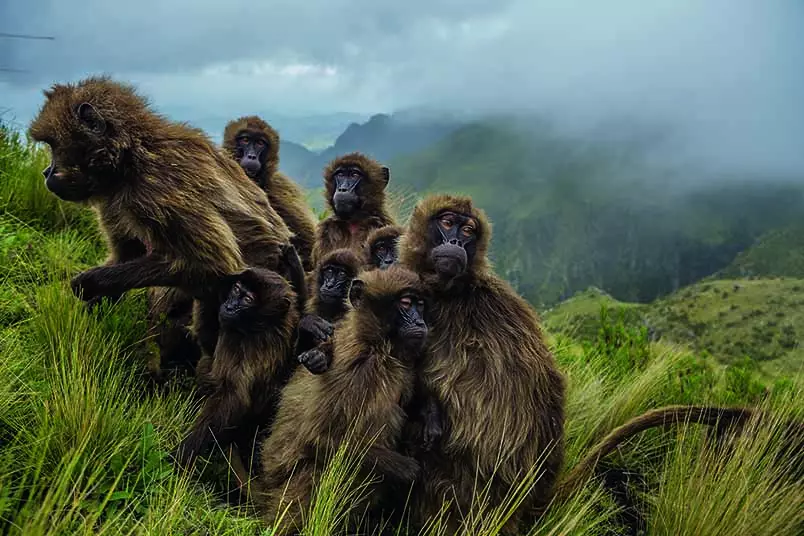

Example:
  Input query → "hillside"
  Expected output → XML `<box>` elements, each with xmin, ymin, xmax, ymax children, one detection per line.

<box><xmin>718</xmin><ymin>224</ymin><xmax>804</xmax><ymax>279</ymax></box>
<box><xmin>1</xmin><ymin>119</ymin><xmax>803</xmax><ymax>535</ymax></box>
<box><xmin>543</xmin><ymin>279</ymin><xmax>804</xmax><ymax>378</ymax></box>
<box><xmin>391</xmin><ymin>118</ymin><xmax>804</xmax><ymax>307</ymax></box>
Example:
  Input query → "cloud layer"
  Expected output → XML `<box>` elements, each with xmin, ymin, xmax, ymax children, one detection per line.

<box><xmin>1</xmin><ymin>0</ymin><xmax>802</xmax><ymax>174</ymax></box>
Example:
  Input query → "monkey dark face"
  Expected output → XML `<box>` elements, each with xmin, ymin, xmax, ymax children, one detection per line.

<box><xmin>318</xmin><ymin>264</ymin><xmax>352</xmax><ymax>305</ymax></box>
<box><xmin>395</xmin><ymin>292</ymin><xmax>428</xmax><ymax>350</ymax></box>
<box><xmin>331</xmin><ymin>166</ymin><xmax>363</xmax><ymax>218</ymax></box>
<box><xmin>32</xmin><ymin>102</ymin><xmax>114</xmax><ymax>202</ymax></box>
<box><xmin>428</xmin><ymin>210</ymin><xmax>478</xmax><ymax>278</ymax></box>
<box><xmin>219</xmin><ymin>280</ymin><xmax>257</xmax><ymax>328</ymax></box>
<box><xmin>234</xmin><ymin>131</ymin><xmax>268</xmax><ymax>180</ymax></box>
<box><xmin>371</xmin><ymin>238</ymin><xmax>398</xmax><ymax>270</ymax></box>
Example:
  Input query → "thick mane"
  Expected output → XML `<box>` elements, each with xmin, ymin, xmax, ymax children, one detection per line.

<box><xmin>399</xmin><ymin>194</ymin><xmax>492</xmax><ymax>278</ymax></box>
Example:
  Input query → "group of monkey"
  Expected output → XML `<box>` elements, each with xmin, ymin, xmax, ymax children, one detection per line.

<box><xmin>27</xmin><ymin>76</ymin><xmax>774</xmax><ymax>535</ymax></box>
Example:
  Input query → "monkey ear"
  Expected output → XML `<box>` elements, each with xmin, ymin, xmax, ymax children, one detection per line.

<box><xmin>380</xmin><ymin>166</ymin><xmax>390</xmax><ymax>189</ymax></box>
<box><xmin>76</xmin><ymin>102</ymin><xmax>106</xmax><ymax>135</ymax></box>
<box><xmin>348</xmin><ymin>279</ymin><xmax>365</xmax><ymax>308</ymax></box>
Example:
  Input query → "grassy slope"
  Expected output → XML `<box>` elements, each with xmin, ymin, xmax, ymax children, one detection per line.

<box><xmin>544</xmin><ymin>279</ymin><xmax>804</xmax><ymax>379</ymax></box>
<box><xmin>718</xmin><ymin>224</ymin><xmax>804</xmax><ymax>279</ymax></box>
<box><xmin>1</xmin><ymin>126</ymin><xmax>803</xmax><ymax>535</ymax></box>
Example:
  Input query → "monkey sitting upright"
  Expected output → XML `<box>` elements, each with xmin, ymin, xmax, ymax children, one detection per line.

<box><xmin>175</xmin><ymin>267</ymin><xmax>300</xmax><ymax>472</ymax></box>
<box><xmin>311</xmin><ymin>153</ymin><xmax>395</xmax><ymax>266</ymax></box>
<box><xmin>223</xmin><ymin>116</ymin><xmax>318</xmax><ymax>271</ymax></box>
<box><xmin>296</xmin><ymin>248</ymin><xmax>362</xmax><ymax>375</ymax></box>
<box><xmin>258</xmin><ymin>266</ymin><xmax>435</xmax><ymax>535</ymax></box>
<box><xmin>363</xmin><ymin>224</ymin><xmax>403</xmax><ymax>271</ymax></box>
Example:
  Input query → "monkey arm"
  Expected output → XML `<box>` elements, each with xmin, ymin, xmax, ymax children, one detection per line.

<box><xmin>297</xmin><ymin>338</ymin><xmax>334</xmax><ymax>374</ymax></box>
<box><xmin>365</xmin><ymin>445</ymin><xmax>421</xmax><ymax>483</ymax></box>
<box><xmin>280</xmin><ymin>243</ymin><xmax>308</xmax><ymax>313</ymax></box>
<box><xmin>70</xmin><ymin>255</ymin><xmax>190</xmax><ymax>301</ymax></box>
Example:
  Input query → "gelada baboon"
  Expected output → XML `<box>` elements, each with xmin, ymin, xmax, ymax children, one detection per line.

<box><xmin>312</xmin><ymin>153</ymin><xmax>395</xmax><ymax>266</ymax></box>
<box><xmin>176</xmin><ymin>268</ymin><xmax>299</xmax><ymax>474</ymax></box>
<box><xmin>296</xmin><ymin>247</ymin><xmax>362</xmax><ymax>374</ymax></box>
<box><xmin>398</xmin><ymin>193</ymin><xmax>566</xmax><ymax>533</ymax></box>
<box><xmin>27</xmin><ymin>76</ymin><xmax>307</xmax><ymax>357</ymax></box>
<box><xmin>258</xmin><ymin>266</ymin><xmax>430</xmax><ymax>535</ymax></box>
<box><xmin>363</xmin><ymin>224</ymin><xmax>403</xmax><ymax>271</ymax></box>
<box><xmin>399</xmin><ymin>194</ymin><xmax>764</xmax><ymax>532</ymax></box>
<box><xmin>222</xmin><ymin>116</ymin><xmax>318</xmax><ymax>271</ymax></box>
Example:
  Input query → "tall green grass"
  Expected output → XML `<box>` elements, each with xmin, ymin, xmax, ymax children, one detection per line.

<box><xmin>0</xmin><ymin>122</ymin><xmax>802</xmax><ymax>535</ymax></box>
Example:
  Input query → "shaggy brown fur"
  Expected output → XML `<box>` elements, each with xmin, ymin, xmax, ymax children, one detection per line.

<box><xmin>146</xmin><ymin>287</ymin><xmax>200</xmax><ymax>375</ymax></box>
<box><xmin>311</xmin><ymin>153</ymin><xmax>395</xmax><ymax>265</ymax></box>
<box><xmin>28</xmin><ymin>76</ymin><xmax>305</xmax><ymax>357</ymax></box>
<box><xmin>399</xmin><ymin>194</ymin><xmax>566</xmax><ymax>534</ymax></box>
<box><xmin>177</xmin><ymin>268</ymin><xmax>299</xmax><ymax>472</ymax></box>
<box><xmin>258</xmin><ymin>266</ymin><xmax>427</xmax><ymax>535</ymax></box>
<box><xmin>222</xmin><ymin>116</ymin><xmax>318</xmax><ymax>270</ymax></box>
<box><xmin>363</xmin><ymin>224</ymin><xmax>403</xmax><ymax>271</ymax></box>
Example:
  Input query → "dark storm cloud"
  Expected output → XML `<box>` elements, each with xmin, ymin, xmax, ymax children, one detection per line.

<box><xmin>1</xmin><ymin>0</ymin><xmax>802</xmax><ymax>175</ymax></box>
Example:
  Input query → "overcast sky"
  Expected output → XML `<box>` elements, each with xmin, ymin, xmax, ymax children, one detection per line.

<box><xmin>1</xmin><ymin>0</ymin><xmax>802</xmax><ymax>175</ymax></box>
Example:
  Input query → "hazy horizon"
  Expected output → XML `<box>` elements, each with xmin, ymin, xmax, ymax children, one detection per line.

<box><xmin>2</xmin><ymin>1</ymin><xmax>802</xmax><ymax>176</ymax></box>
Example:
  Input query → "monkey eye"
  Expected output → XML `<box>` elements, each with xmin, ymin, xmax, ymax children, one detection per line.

<box><xmin>376</xmin><ymin>246</ymin><xmax>387</xmax><ymax>255</ymax></box>
<box><xmin>399</xmin><ymin>297</ymin><xmax>412</xmax><ymax>309</ymax></box>
<box><xmin>237</xmin><ymin>137</ymin><xmax>249</xmax><ymax>145</ymax></box>
<box><xmin>461</xmin><ymin>225</ymin><xmax>475</xmax><ymax>236</ymax></box>
<box><xmin>350</xmin><ymin>171</ymin><xmax>361</xmax><ymax>179</ymax></box>
<box><xmin>255</xmin><ymin>140</ymin><xmax>266</xmax><ymax>148</ymax></box>
<box><xmin>242</xmin><ymin>293</ymin><xmax>254</xmax><ymax>305</ymax></box>
<box><xmin>440</xmin><ymin>217</ymin><xmax>454</xmax><ymax>229</ymax></box>
<box><xmin>418</xmin><ymin>300</ymin><xmax>425</xmax><ymax>308</ymax></box>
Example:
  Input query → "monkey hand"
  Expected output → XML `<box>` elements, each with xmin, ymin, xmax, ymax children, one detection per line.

<box><xmin>298</xmin><ymin>314</ymin><xmax>333</xmax><ymax>343</ymax></box>
<box><xmin>298</xmin><ymin>348</ymin><xmax>330</xmax><ymax>374</ymax></box>
<box><xmin>71</xmin><ymin>268</ymin><xmax>114</xmax><ymax>302</ymax></box>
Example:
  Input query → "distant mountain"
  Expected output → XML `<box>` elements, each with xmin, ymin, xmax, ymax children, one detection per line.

<box><xmin>283</xmin><ymin>110</ymin><xmax>465</xmax><ymax>188</ymax></box>
<box><xmin>717</xmin><ymin>224</ymin><xmax>804</xmax><ymax>279</ymax></box>
<box><xmin>388</xmin><ymin>116</ymin><xmax>804</xmax><ymax>306</ymax></box>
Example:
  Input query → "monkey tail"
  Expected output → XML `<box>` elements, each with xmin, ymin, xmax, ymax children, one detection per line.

<box><xmin>553</xmin><ymin>405</ymin><xmax>755</xmax><ymax>504</ymax></box>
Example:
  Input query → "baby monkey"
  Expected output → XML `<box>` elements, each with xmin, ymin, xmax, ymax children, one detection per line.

<box><xmin>258</xmin><ymin>266</ymin><xmax>440</xmax><ymax>535</ymax></box>
<box><xmin>363</xmin><ymin>225</ymin><xmax>403</xmax><ymax>271</ymax></box>
<box><xmin>296</xmin><ymin>248</ymin><xmax>361</xmax><ymax>374</ymax></box>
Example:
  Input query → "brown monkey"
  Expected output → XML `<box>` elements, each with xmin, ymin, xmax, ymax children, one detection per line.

<box><xmin>258</xmin><ymin>266</ymin><xmax>431</xmax><ymax>535</ymax></box>
<box><xmin>312</xmin><ymin>153</ymin><xmax>395</xmax><ymax>266</ymax></box>
<box><xmin>363</xmin><ymin>224</ymin><xmax>403</xmax><ymax>271</ymax></box>
<box><xmin>222</xmin><ymin>116</ymin><xmax>318</xmax><ymax>271</ymax></box>
<box><xmin>177</xmin><ymin>267</ymin><xmax>299</xmax><ymax>471</ymax></box>
<box><xmin>399</xmin><ymin>195</ymin><xmax>769</xmax><ymax>532</ymax></box>
<box><xmin>296</xmin><ymin>248</ymin><xmax>361</xmax><ymax>375</ymax></box>
<box><xmin>399</xmin><ymin>194</ymin><xmax>566</xmax><ymax>533</ymax></box>
<box><xmin>27</xmin><ymin>76</ymin><xmax>317</xmax><ymax>358</ymax></box>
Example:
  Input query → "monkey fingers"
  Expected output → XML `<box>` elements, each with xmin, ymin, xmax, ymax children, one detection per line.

<box><xmin>421</xmin><ymin>407</ymin><xmax>443</xmax><ymax>453</ymax></box>
<box><xmin>297</xmin><ymin>348</ymin><xmax>330</xmax><ymax>374</ymax></box>
<box><xmin>298</xmin><ymin>314</ymin><xmax>333</xmax><ymax>343</ymax></box>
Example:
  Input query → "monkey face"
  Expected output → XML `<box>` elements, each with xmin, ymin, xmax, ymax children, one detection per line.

<box><xmin>428</xmin><ymin>211</ymin><xmax>478</xmax><ymax>278</ymax></box>
<box><xmin>372</xmin><ymin>239</ymin><xmax>399</xmax><ymax>270</ymax></box>
<box><xmin>331</xmin><ymin>166</ymin><xmax>363</xmax><ymax>218</ymax></box>
<box><xmin>318</xmin><ymin>264</ymin><xmax>352</xmax><ymax>304</ymax></box>
<box><xmin>219</xmin><ymin>280</ymin><xmax>257</xmax><ymax>327</ymax></box>
<box><xmin>395</xmin><ymin>292</ymin><xmax>428</xmax><ymax>350</ymax></box>
<box><xmin>31</xmin><ymin>102</ymin><xmax>114</xmax><ymax>202</ymax></box>
<box><xmin>234</xmin><ymin>131</ymin><xmax>268</xmax><ymax>180</ymax></box>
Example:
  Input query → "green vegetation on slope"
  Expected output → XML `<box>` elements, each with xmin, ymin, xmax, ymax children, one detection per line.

<box><xmin>718</xmin><ymin>224</ymin><xmax>804</xmax><ymax>279</ymax></box>
<box><xmin>1</xmin><ymin>122</ymin><xmax>803</xmax><ymax>535</ymax></box>
<box><xmin>392</xmin><ymin>118</ymin><xmax>804</xmax><ymax>307</ymax></box>
<box><xmin>544</xmin><ymin>279</ymin><xmax>804</xmax><ymax>378</ymax></box>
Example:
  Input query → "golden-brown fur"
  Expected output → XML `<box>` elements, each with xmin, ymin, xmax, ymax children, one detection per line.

<box><xmin>363</xmin><ymin>224</ymin><xmax>403</xmax><ymax>271</ymax></box>
<box><xmin>222</xmin><ymin>116</ymin><xmax>317</xmax><ymax>270</ymax></box>
<box><xmin>399</xmin><ymin>194</ymin><xmax>565</xmax><ymax>534</ymax></box>
<box><xmin>311</xmin><ymin>153</ymin><xmax>395</xmax><ymax>265</ymax></box>
<box><xmin>258</xmin><ymin>266</ymin><xmax>426</xmax><ymax>535</ymax></box>
<box><xmin>28</xmin><ymin>76</ymin><xmax>301</xmax><ymax>356</ymax></box>
<box><xmin>178</xmin><ymin>268</ymin><xmax>299</xmax><ymax>472</ymax></box>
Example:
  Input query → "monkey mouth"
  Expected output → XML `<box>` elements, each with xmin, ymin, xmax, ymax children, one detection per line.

<box><xmin>240</xmin><ymin>160</ymin><xmax>261</xmax><ymax>178</ymax></box>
